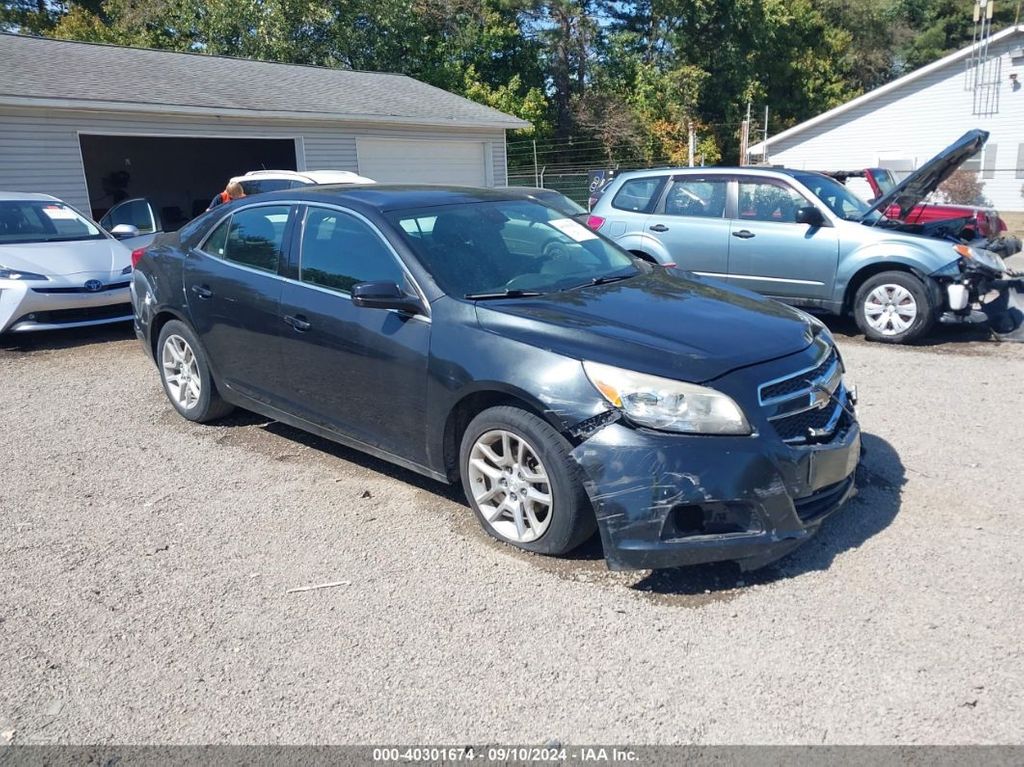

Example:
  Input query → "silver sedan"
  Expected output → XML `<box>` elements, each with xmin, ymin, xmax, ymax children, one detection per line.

<box><xmin>0</xmin><ymin>192</ymin><xmax>135</xmax><ymax>334</ymax></box>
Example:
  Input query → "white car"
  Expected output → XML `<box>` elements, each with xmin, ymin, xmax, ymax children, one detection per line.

<box><xmin>208</xmin><ymin>169</ymin><xmax>376</xmax><ymax>209</ymax></box>
<box><xmin>0</xmin><ymin>192</ymin><xmax>134</xmax><ymax>334</ymax></box>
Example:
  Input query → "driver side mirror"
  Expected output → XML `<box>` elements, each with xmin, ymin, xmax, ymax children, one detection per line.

<box><xmin>110</xmin><ymin>223</ymin><xmax>141</xmax><ymax>240</ymax></box>
<box><xmin>352</xmin><ymin>281</ymin><xmax>423</xmax><ymax>315</ymax></box>
<box><xmin>795</xmin><ymin>206</ymin><xmax>826</xmax><ymax>227</ymax></box>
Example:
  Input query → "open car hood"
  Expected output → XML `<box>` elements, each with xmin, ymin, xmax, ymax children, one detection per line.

<box><xmin>860</xmin><ymin>129</ymin><xmax>989</xmax><ymax>222</ymax></box>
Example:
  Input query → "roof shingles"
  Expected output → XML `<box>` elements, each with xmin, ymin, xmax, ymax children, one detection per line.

<box><xmin>0</xmin><ymin>33</ymin><xmax>527</xmax><ymax>128</ymax></box>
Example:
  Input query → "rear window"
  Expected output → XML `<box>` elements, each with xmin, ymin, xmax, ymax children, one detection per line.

<box><xmin>240</xmin><ymin>179</ymin><xmax>304</xmax><ymax>195</ymax></box>
<box><xmin>611</xmin><ymin>177</ymin><xmax>664</xmax><ymax>213</ymax></box>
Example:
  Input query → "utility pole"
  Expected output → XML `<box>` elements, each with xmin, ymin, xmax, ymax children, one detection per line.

<box><xmin>532</xmin><ymin>140</ymin><xmax>539</xmax><ymax>187</ymax></box>
<box><xmin>762</xmin><ymin>106</ymin><xmax>770</xmax><ymax>164</ymax></box>
<box><xmin>739</xmin><ymin>101</ymin><xmax>751</xmax><ymax>166</ymax></box>
<box><xmin>687</xmin><ymin>122</ymin><xmax>696</xmax><ymax>167</ymax></box>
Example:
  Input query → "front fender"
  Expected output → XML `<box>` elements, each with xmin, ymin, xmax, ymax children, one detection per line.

<box><xmin>837</xmin><ymin>239</ymin><xmax>955</xmax><ymax>298</ymax></box>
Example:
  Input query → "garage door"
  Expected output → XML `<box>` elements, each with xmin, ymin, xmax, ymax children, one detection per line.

<box><xmin>357</xmin><ymin>138</ymin><xmax>489</xmax><ymax>186</ymax></box>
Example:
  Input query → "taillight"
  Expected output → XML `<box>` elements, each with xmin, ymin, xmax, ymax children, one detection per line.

<box><xmin>130</xmin><ymin>248</ymin><xmax>146</xmax><ymax>268</ymax></box>
<box><xmin>586</xmin><ymin>215</ymin><xmax>606</xmax><ymax>230</ymax></box>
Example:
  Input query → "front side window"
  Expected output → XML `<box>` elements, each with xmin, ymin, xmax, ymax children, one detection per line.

<box><xmin>663</xmin><ymin>177</ymin><xmax>728</xmax><ymax>218</ymax></box>
<box><xmin>0</xmin><ymin>200</ymin><xmax>104</xmax><ymax>244</ymax></box>
<box><xmin>221</xmin><ymin>205</ymin><xmax>290</xmax><ymax>272</ymax></box>
<box><xmin>737</xmin><ymin>180</ymin><xmax>811</xmax><ymax>223</ymax></box>
<box><xmin>300</xmin><ymin>207</ymin><xmax>404</xmax><ymax>293</ymax></box>
<box><xmin>388</xmin><ymin>199</ymin><xmax>638</xmax><ymax>297</ymax></box>
<box><xmin>794</xmin><ymin>173</ymin><xmax>875</xmax><ymax>221</ymax></box>
<box><xmin>611</xmin><ymin>177</ymin><xmax>665</xmax><ymax>213</ymax></box>
<box><xmin>101</xmin><ymin>199</ymin><xmax>155</xmax><ymax>233</ymax></box>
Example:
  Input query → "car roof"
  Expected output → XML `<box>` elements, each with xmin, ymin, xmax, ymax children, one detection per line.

<box><xmin>232</xmin><ymin>169</ymin><xmax>375</xmax><ymax>184</ymax></box>
<box><xmin>611</xmin><ymin>166</ymin><xmax>819</xmax><ymax>182</ymax></box>
<box><xmin>254</xmin><ymin>184</ymin><xmax>533</xmax><ymax>212</ymax></box>
<box><xmin>0</xmin><ymin>191</ymin><xmax>60</xmax><ymax>202</ymax></box>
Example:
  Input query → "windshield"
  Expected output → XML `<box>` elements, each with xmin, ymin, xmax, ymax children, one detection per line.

<box><xmin>793</xmin><ymin>173</ymin><xmax>882</xmax><ymax>223</ymax></box>
<box><xmin>0</xmin><ymin>201</ymin><xmax>106</xmax><ymax>244</ymax></box>
<box><xmin>389</xmin><ymin>199</ymin><xmax>638</xmax><ymax>297</ymax></box>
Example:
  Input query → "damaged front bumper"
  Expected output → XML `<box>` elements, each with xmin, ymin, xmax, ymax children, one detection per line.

<box><xmin>570</xmin><ymin>419</ymin><xmax>861</xmax><ymax>571</ymax></box>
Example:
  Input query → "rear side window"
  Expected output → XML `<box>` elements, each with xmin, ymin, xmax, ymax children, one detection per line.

<box><xmin>611</xmin><ymin>177</ymin><xmax>664</xmax><ymax>213</ymax></box>
<box><xmin>300</xmin><ymin>207</ymin><xmax>404</xmax><ymax>294</ymax></box>
<box><xmin>221</xmin><ymin>205</ymin><xmax>290</xmax><ymax>272</ymax></box>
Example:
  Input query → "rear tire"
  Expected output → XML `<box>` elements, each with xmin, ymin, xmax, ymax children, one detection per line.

<box><xmin>156</xmin><ymin>320</ymin><xmax>233</xmax><ymax>422</ymax></box>
<box><xmin>853</xmin><ymin>271</ymin><xmax>934</xmax><ymax>344</ymax></box>
<box><xmin>459</xmin><ymin>406</ymin><xmax>596</xmax><ymax>556</ymax></box>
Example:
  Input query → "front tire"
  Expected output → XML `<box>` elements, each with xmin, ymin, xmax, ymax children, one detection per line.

<box><xmin>853</xmin><ymin>271</ymin><xmax>935</xmax><ymax>344</ymax></box>
<box><xmin>459</xmin><ymin>406</ymin><xmax>596</xmax><ymax>556</ymax></box>
<box><xmin>156</xmin><ymin>320</ymin><xmax>233</xmax><ymax>422</ymax></box>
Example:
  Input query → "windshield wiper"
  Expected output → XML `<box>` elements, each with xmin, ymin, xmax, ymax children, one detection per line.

<box><xmin>562</xmin><ymin>271</ymin><xmax>638</xmax><ymax>292</ymax></box>
<box><xmin>464</xmin><ymin>289</ymin><xmax>545</xmax><ymax>300</ymax></box>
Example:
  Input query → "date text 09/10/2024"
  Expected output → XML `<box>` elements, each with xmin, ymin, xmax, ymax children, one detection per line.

<box><xmin>371</xmin><ymin>746</ymin><xmax>639</xmax><ymax>762</ymax></box>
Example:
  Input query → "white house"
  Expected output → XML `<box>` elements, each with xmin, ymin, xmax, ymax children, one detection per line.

<box><xmin>749</xmin><ymin>25</ymin><xmax>1024</xmax><ymax>212</ymax></box>
<box><xmin>0</xmin><ymin>34</ymin><xmax>526</xmax><ymax>222</ymax></box>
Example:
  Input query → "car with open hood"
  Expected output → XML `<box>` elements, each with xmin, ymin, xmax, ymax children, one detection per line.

<box><xmin>587</xmin><ymin>131</ymin><xmax>1024</xmax><ymax>344</ymax></box>
<box><xmin>0</xmin><ymin>192</ymin><xmax>134</xmax><ymax>334</ymax></box>
<box><xmin>131</xmin><ymin>185</ymin><xmax>861</xmax><ymax>572</ymax></box>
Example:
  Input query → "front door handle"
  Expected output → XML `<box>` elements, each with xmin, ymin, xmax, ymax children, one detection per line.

<box><xmin>649</xmin><ymin>224</ymin><xmax>670</xmax><ymax>233</ymax></box>
<box><xmin>191</xmin><ymin>284</ymin><xmax>212</xmax><ymax>299</ymax></box>
<box><xmin>284</xmin><ymin>314</ymin><xmax>311</xmax><ymax>332</ymax></box>
<box><xmin>732</xmin><ymin>229</ymin><xmax>756</xmax><ymax>239</ymax></box>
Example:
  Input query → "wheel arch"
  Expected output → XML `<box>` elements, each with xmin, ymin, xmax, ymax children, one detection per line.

<box><xmin>441</xmin><ymin>386</ymin><xmax>563</xmax><ymax>483</ymax></box>
<box><xmin>842</xmin><ymin>261</ymin><xmax>938</xmax><ymax>315</ymax></box>
<box><xmin>149</xmin><ymin>307</ymin><xmax>191</xmax><ymax>361</ymax></box>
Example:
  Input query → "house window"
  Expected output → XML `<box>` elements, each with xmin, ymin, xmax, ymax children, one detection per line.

<box><xmin>982</xmin><ymin>144</ymin><xmax>998</xmax><ymax>179</ymax></box>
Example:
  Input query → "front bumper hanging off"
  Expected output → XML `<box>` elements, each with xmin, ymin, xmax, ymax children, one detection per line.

<box><xmin>982</xmin><ymin>278</ymin><xmax>1024</xmax><ymax>342</ymax></box>
<box><xmin>569</xmin><ymin>420</ymin><xmax>861</xmax><ymax>572</ymax></box>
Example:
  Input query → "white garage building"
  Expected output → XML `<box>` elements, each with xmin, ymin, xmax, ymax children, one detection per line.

<box><xmin>749</xmin><ymin>25</ymin><xmax>1024</xmax><ymax>212</ymax></box>
<box><xmin>0</xmin><ymin>34</ymin><xmax>527</xmax><ymax>222</ymax></box>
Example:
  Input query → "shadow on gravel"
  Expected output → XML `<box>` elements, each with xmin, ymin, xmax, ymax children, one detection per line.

<box><xmin>0</xmin><ymin>321</ymin><xmax>135</xmax><ymax>352</ymax></box>
<box><xmin>822</xmin><ymin>314</ymin><xmax>995</xmax><ymax>347</ymax></box>
<box><xmin>222</xmin><ymin>415</ymin><xmax>464</xmax><ymax>503</ymax></box>
<box><xmin>627</xmin><ymin>432</ymin><xmax>906</xmax><ymax>598</ymax></box>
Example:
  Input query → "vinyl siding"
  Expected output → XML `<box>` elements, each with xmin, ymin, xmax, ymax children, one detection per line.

<box><xmin>761</xmin><ymin>31</ymin><xmax>1024</xmax><ymax>212</ymax></box>
<box><xmin>0</xmin><ymin>106</ymin><xmax>510</xmax><ymax>213</ymax></box>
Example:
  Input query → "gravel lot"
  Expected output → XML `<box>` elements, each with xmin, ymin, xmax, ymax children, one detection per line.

<box><xmin>1</xmin><ymin>318</ymin><xmax>1022</xmax><ymax>745</ymax></box>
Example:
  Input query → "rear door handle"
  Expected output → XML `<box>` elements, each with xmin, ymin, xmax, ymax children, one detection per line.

<box><xmin>284</xmin><ymin>314</ymin><xmax>311</xmax><ymax>332</ymax></box>
<box><xmin>649</xmin><ymin>224</ymin><xmax>670</xmax><ymax>233</ymax></box>
<box><xmin>191</xmin><ymin>284</ymin><xmax>212</xmax><ymax>299</ymax></box>
<box><xmin>732</xmin><ymin>230</ymin><xmax>756</xmax><ymax>239</ymax></box>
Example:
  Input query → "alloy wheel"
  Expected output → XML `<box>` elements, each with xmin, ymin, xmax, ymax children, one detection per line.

<box><xmin>467</xmin><ymin>429</ymin><xmax>553</xmax><ymax>543</ymax></box>
<box><xmin>863</xmin><ymin>283</ymin><xmax>918</xmax><ymax>336</ymax></box>
<box><xmin>161</xmin><ymin>334</ymin><xmax>201</xmax><ymax>410</ymax></box>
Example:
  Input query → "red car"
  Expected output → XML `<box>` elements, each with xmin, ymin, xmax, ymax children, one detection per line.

<box><xmin>826</xmin><ymin>167</ymin><xmax>1007</xmax><ymax>239</ymax></box>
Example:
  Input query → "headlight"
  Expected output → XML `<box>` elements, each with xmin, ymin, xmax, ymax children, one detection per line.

<box><xmin>0</xmin><ymin>267</ymin><xmax>48</xmax><ymax>281</ymax></box>
<box><xmin>583</xmin><ymin>361</ymin><xmax>751</xmax><ymax>435</ymax></box>
<box><xmin>954</xmin><ymin>243</ymin><xmax>1006</xmax><ymax>273</ymax></box>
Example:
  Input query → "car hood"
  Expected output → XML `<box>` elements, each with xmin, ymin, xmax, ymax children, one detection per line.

<box><xmin>861</xmin><ymin>129</ymin><xmax>989</xmax><ymax>221</ymax></box>
<box><xmin>0</xmin><ymin>238</ymin><xmax>131</xmax><ymax>277</ymax></box>
<box><xmin>474</xmin><ymin>270</ymin><xmax>817</xmax><ymax>383</ymax></box>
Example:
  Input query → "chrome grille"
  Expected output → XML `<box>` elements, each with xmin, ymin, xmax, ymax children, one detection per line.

<box><xmin>760</xmin><ymin>342</ymin><xmax>850</xmax><ymax>445</ymax></box>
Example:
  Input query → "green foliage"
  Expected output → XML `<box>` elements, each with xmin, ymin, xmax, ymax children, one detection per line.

<box><xmin>2</xmin><ymin>0</ymin><xmax>1015</xmax><ymax>170</ymax></box>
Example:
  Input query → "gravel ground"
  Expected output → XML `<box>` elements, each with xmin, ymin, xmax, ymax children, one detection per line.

<box><xmin>1</xmin><ymin>319</ymin><xmax>1022</xmax><ymax>745</ymax></box>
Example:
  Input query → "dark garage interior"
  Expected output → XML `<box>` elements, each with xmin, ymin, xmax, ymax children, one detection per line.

<box><xmin>79</xmin><ymin>134</ymin><xmax>298</xmax><ymax>226</ymax></box>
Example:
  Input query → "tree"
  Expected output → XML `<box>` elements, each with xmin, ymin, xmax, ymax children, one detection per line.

<box><xmin>937</xmin><ymin>170</ymin><xmax>990</xmax><ymax>206</ymax></box>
